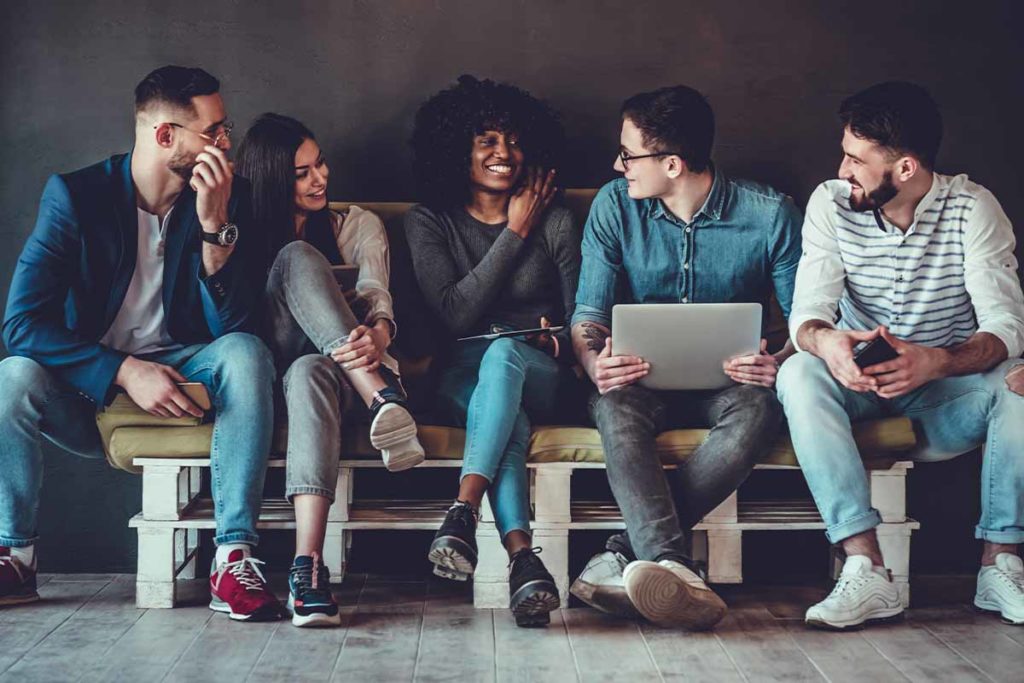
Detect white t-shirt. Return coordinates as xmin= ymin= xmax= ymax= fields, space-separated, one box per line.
xmin=99 ymin=207 xmax=180 ymax=355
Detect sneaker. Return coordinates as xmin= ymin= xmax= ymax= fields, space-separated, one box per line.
xmin=623 ymin=558 xmax=726 ymax=630
xmin=974 ymin=553 xmax=1024 ymax=625
xmin=0 ymin=547 xmax=39 ymax=607
xmin=509 ymin=547 xmax=560 ymax=627
xmin=209 ymin=549 xmax=284 ymax=621
xmin=369 ymin=397 xmax=424 ymax=472
xmin=805 ymin=555 xmax=903 ymax=630
xmin=288 ymin=553 xmax=341 ymax=627
xmin=570 ymin=551 xmax=639 ymax=618
xmin=428 ymin=500 xmax=478 ymax=581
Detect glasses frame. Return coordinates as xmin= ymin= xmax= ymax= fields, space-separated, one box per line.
xmin=156 ymin=121 xmax=234 ymax=147
xmin=618 ymin=149 xmax=686 ymax=170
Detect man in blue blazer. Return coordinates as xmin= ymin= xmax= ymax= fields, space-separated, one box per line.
xmin=0 ymin=66 xmax=282 ymax=621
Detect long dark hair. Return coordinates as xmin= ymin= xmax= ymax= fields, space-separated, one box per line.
xmin=235 ymin=112 xmax=331 ymax=255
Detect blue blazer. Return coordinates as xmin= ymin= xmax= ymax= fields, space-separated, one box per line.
xmin=2 ymin=153 xmax=266 ymax=405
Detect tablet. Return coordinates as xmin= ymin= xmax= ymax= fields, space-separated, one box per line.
xmin=611 ymin=303 xmax=762 ymax=390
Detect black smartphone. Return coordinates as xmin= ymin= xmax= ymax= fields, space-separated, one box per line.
xmin=853 ymin=337 xmax=899 ymax=368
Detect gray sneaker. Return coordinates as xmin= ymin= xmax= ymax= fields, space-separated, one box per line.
xmin=570 ymin=551 xmax=640 ymax=618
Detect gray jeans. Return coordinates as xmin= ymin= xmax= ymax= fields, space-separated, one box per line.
xmin=588 ymin=382 xmax=783 ymax=563
xmin=265 ymin=241 xmax=360 ymax=502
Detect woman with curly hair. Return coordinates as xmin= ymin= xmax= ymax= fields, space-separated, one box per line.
xmin=236 ymin=113 xmax=424 ymax=627
xmin=405 ymin=75 xmax=582 ymax=627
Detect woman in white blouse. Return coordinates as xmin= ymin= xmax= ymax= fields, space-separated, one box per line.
xmin=237 ymin=113 xmax=423 ymax=628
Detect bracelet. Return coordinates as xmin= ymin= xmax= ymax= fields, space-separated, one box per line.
xmin=551 ymin=335 xmax=560 ymax=359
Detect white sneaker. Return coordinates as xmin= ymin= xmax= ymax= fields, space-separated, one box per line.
xmin=369 ymin=402 xmax=424 ymax=472
xmin=570 ymin=551 xmax=639 ymax=618
xmin=623 ymin=559 xmax=726 ymax=630
xmin=974 ymin=553 xmax=1024 ymax=625
xmin=805 ymin=555 xmax=903 ymax=630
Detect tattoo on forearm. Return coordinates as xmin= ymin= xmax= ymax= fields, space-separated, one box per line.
xmin=581 ymin=322 xmax=610 ymax=352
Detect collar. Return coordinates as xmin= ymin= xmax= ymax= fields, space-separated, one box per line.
xmin=871 ymin=173 xmax=941 ymax=233
xmin=645 ymin=165 xmax=727 ymax=223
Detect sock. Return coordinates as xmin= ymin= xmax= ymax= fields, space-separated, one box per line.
xmin=215 ymin=543 xmax=251 ymax=566
xmin=11 ymin=545 xmax=35 ymax=568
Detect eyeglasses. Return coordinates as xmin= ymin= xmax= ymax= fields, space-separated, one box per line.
xmin=157 ymin=121 xmax=234 ymax=147
xmin=618 ymin=149 xmax=685 ymax=170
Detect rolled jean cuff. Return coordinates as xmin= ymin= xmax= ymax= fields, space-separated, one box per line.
xmin=975 ymin=527 xmax=1024 ymax=544
xmin=825 ymin=508 xmax=882 ymax=544
xmin=286 ymin=485 xmax=336 ymax=504
xmin=0 ymin=535 xmax=38 ymax=548
xmin=500 ymin=523 xmax=531 ymax=541
xmin=459 ymin=469 xmax=495 ymax=485
xmin=214 ymin=531 xmax=260 ymax=547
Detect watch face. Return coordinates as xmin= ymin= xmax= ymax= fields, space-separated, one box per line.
xmin=220 ymin=224 xmax=239 ymax=246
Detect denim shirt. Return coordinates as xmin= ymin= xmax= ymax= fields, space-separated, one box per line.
xmin=572 ymin=171 xmax=803 ymax=330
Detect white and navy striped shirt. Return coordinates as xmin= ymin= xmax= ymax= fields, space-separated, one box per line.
xmin=790 ymin=174 xmax=1024 ymax=357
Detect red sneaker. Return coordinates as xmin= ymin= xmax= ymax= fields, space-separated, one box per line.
xmin=209 ymin=550 xmax=284 ymax=621
xmin=0 ymin=547 xmax=39 ymax=606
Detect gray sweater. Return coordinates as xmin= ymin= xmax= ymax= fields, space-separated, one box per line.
xmin=404 ymin=204 xmax=581 ymax=363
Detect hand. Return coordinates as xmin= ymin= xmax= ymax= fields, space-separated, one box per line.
xmin=592 ymin=337 xmax=649 ymax=394
xmin=330 ymin=324 xmax=387 ymax=373
xmin=862 ymin=327 xmax=948 ymax=399
xmin=723 ymin=339 xmax=780 ymax=388
xmin=191 ymin=144 xmax=234 ymax=234
xmin=525 ymin=316 xmax=556 ymax=357
xmin=507 ymin=167 xmax=557 ymax=239
xmin=1006 ymin=364 xmax=1024 ymax=396
xmin=115 ymin=357 xmax=204 ymax=418
xmin=813 ymin=326 xmax=881 ymax=393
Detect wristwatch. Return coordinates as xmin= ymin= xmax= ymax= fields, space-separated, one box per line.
xmin=201 ymin=222 xmax=239 ymax=247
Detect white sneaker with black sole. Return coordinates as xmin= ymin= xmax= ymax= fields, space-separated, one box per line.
xmin=974 ymin=553 xmax=1024 ymax=625
xmin=623 ymin=559 xmax=726 ymax=630
xmin=570 ymin=551 xmax=639 ymax=618
xmin=805 ymin=555 xmax=903 ymax=630
xmin=369 ymin=402 xmax=424 ymax=472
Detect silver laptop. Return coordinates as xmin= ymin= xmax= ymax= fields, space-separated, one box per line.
xmin=611 ymin=303 xmax=762 ymax=390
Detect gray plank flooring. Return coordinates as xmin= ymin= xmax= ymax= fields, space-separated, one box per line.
xmin=0 ymin=574 xmax=1021 ymax=683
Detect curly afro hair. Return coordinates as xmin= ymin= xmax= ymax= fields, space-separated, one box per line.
xmin=411 ymin=75 xmax=564 ymax=210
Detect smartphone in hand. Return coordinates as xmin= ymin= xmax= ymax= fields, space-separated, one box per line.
xmin=177 ymin=382 xmax=212 ymax=411
xmin=853 ymin=337 xmax=899 ymax=368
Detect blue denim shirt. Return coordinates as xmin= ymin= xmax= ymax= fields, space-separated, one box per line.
xmin=572 ymin=171 xmax=803 ymax=329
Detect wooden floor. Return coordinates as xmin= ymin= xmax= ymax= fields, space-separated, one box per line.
xmin=1 ymin=574 xmax=1021 ymax=683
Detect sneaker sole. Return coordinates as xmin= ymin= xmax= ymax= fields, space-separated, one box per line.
xmin=288 ymin=594 xmax=342 ymax=627
xmin=974 ymin=597 xmax=1024 ymax=626
xmin=570 ymin=577 xmax=640 ymax=619
xmin=0 ymin=591 xmax=41 ymax=606
xmin=511 ymin=579 xmax=560 ymax=628
xmin=623 ymin=562 xmax=726 ymax=630
xmin=370 ymin=404 xmax=419 ymax=449
xmin=805 ymin=607 xmax=904 ymax=631
xmin=428 ymin=537 xmax=477 ymax=581
xmin=209 ymin=596 xmax=283 ymax=622
xmin=382 ymin=437 xmax=426 ymax=472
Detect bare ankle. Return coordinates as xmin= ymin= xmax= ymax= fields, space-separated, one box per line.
xmin=981 ymin=543 xmax=1018 ymax=566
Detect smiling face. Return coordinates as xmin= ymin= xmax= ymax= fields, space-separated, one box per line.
xmin=468 ymin=129 xmax=525 ymax=195
xmin=838 ymin=127 xmax=900 ymax=212
xmin=293 ymin=137 xmax=329 ymax=214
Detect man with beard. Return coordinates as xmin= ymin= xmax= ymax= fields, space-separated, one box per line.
xmin=0 ymin=66 xmax=282 ymax=621
xmin=778 ymin=81 xmax=1024 ymax=629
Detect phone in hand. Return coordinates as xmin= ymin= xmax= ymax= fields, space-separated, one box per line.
xmin=853 ymin=337 xmax=899 ymax=369
xmin=177 ymin=382 xmax=212 ymax=411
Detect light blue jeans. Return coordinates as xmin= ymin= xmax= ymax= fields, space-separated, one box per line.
xmin=436 ymin=338 xmax=572 ymax=539
xmin=777 ymin=352 xmax=1024 ymax=545
xmin=0 ymin=333 xmax=275 ymax=548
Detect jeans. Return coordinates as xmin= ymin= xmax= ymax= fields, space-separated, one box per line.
xmin=435 ymin=338 xmax=574 ymax=538
xmin=265 ymin=241 xmax=402 ymax=502
xmin=0 ymin=332 xmax=274 ymax=547
xmin=777 ymin=352 xmax=1024 ymax=545
xmin=588 ymin=382 xmax=783 ymax=563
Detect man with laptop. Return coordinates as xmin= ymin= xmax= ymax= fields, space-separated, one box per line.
xmin=569 ymin=85 xmax=802 ymax=629
xmin=777 ymin=82 xmax=1024 ymax=629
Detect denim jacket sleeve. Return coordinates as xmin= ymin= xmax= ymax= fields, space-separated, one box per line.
xmin=572 ymin=184 xmax=624 ymax=329
xmin=768 ymin=194 xmax=804 ymax=322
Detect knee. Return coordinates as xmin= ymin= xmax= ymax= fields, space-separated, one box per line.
xmin=479 ymin=338 xmax=527 ymax=375
xmin=988 ymin=359 xmax=1024 ymax=414
xmin=210 ymin=333 xmax=276 ymax=387
xmin=730 ymin=384 xmax=783 ymax=427
xmin=284 ymin=354 xmax=341 ymax=393
xmin=0 ymin=357 xmax=50 ymax=412
xmin=591 ymin=384 xmax=657 ymax=431
xmin=273 ymin=239 xmax=325 ymax=271
xmin=776 ymin=351 xmax=831 ymax=402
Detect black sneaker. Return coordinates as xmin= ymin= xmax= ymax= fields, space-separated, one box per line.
xmin=428 ymin=500 xmax=478 ymax=581
xmin=509 ymin=547 xmax=560 ymax=627
xmin=287 ymin=553 xmax=341 ymax=627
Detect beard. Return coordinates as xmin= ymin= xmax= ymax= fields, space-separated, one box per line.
xmin=167 ymin=148 xmax=198 ymax=182
xmin=849 ymin=170 xmax=898 ymax=212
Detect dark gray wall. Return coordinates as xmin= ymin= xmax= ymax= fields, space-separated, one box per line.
xmin=2 ymin=0 xmax=1022 ymax=573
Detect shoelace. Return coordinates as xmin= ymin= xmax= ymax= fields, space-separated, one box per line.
xmin=448 ymin=500 xmax=479 ymax=527
xmin=995 ymin=568 xmax=1024 ymax=595
xmin=828 ymin=572 xmax=873 ymax=601
xmin=508 ymin=546 xmax=544 ymax=569
xmin=221 ymin=555 xmax=269 ymax=592
xmin=291 ymin=553 xmax=331 ymax=596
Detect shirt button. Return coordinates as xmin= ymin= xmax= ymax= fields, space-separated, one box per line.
xmin=683 ymin=263 xmax=689 ymax=270
xmin=685 ymin=227 xmax=692 ymax=234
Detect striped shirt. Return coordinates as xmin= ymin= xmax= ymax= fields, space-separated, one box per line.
xmin=790 ymin=174 xmax=1024 ymax=357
